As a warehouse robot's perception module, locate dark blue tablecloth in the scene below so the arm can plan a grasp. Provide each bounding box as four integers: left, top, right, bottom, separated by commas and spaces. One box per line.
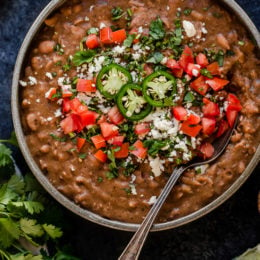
0, 1, 259, 259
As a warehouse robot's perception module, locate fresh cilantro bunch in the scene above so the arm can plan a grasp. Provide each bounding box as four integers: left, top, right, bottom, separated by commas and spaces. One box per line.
0, 134, 79, 260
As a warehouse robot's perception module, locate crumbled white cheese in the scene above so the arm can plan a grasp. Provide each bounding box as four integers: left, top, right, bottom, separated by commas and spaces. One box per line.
160, 57, 168, 65
201, 27, 208, 34
28, 76, 37, 85
138, 26, 143, 33
36, 99, 40, 103
85, 16, 90, 21
148, 196, 157, 205
129, 184, 137, 195
99, 22, 106, 29
112, 45, 126, 54
45, 72, 53, 80
54, 108, 62, 118
166, 5, 170, 11
46, 117, 53, 121
132, 53, 141, 60
182, 20, 197, 38
149, 156, 165, 177
19, 80, 27, 87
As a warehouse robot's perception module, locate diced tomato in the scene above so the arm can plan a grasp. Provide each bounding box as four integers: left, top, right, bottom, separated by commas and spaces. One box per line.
171, 68, 184, 78
62, 98, 71, 113
144, 63, 153, 75
206, 62, 220, 75
202, 101, 220, 117
227, 93, 242, 111
91, 135, 106, 149
77, 137, 86, 152
180, 122, 202, 137
196, 53, 209, 67
100, 27, 113, 44
186, 114, 201, 125
199, 142, 214, 159
190, 76, 209, 96
69, 98, 82, 112
76, 79, 96, 92
76, 104, 89, 114
129, 28, 140, 43
226, 107, 238, 128
172, 106, 187, 121
114, 143, 129, 158
216, 119, 229, 137
79, 111, 98, 127
100, 122, 119, 138
61, 87, 73, 98
206, 77, 229, 91
112, 29, 127, 44
60, 114, 79, 134
94, 150, 107, 163
108, 106, 124, 125
166, 59, 181, 70
186, 63, 201, 77
86, 34, 100, 49
134, 123, 150, 135
45, 87, 57, 100
202, 117, 216, 136
131, 140, 147, 159
179, 46, 194, 70
202, 97, 211, 104
96, 114, 107, 124
107, 135, 125, 146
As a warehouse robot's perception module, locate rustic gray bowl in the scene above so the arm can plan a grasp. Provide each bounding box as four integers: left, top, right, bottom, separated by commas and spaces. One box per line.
12, 0, 260, 232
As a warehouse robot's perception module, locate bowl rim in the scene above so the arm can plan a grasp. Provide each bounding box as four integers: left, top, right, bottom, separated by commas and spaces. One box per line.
11, 0, 260, 232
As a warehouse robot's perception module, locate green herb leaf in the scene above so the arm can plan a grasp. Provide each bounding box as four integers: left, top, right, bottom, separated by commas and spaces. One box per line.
0, 218, 20, 248
123, 34, 135, 47
0, 132, 18, 147
111, 7, 124, 21
42, 224, 63, 239
72, 50, 96, 66
143, 139, 169, 157
149, 17, 165, 40
146, 52, 164, 64
0, 145, 12, 167
200, 68, 213, 78
183, 8, 192, 16
7, 175, 25, 195
10, 201, 44, 215
87, 27, 99, 35
184, 92, 195, 103
20, 219, 44, 237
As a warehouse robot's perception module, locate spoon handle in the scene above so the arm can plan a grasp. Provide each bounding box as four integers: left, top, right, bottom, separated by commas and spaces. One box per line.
118, 166, 185, 260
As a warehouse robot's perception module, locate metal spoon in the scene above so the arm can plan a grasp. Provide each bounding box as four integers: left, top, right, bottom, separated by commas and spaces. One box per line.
118, 117, 238, 260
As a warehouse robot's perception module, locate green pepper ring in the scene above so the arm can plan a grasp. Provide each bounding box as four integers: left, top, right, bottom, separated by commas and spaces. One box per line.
116, 83, 152, 121
142, 70, 177, 107
96, 63, 132, 99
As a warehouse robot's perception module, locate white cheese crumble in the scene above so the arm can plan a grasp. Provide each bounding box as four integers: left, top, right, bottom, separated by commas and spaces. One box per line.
129, 184, 137, 195
54, 108, 62, 118
149, 156, 165, 177
148, 196, 157, 205
19, 80, 27, 87
28, 76, 37, 85
112, 45, 126, 54
99, 22, 106, 29
45, 72, 53, 80
182, 20, 197, 38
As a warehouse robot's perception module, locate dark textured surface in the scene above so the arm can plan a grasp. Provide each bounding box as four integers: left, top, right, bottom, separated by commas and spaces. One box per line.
0, 0, 259, 259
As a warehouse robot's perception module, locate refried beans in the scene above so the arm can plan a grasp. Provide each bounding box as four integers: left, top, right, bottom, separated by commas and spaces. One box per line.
20, 0, 260, 224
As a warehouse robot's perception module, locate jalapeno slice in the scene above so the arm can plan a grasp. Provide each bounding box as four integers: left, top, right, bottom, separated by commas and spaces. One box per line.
116, 83, 152, 121
142, 71, 177, 107
96, 63, 132, 99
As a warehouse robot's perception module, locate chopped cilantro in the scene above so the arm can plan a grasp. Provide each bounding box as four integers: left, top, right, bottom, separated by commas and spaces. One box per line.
123, 187, 132, 195
123, 34, 135, 47
111, 6, 124, 21
149, 17, 165, 40
97, 177, 103, 183
238, 40, 245, 46
72, 50, 96, 66
54, 43, 64, 55
87, 27, 99, 35
78, 153, 87, 159
184, 92, 195, 103
200, 68, 213, 78
143, 139, 169, 157
49, 133, 67, 142
183, 8, 192, 16
146, 52, 164, 64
